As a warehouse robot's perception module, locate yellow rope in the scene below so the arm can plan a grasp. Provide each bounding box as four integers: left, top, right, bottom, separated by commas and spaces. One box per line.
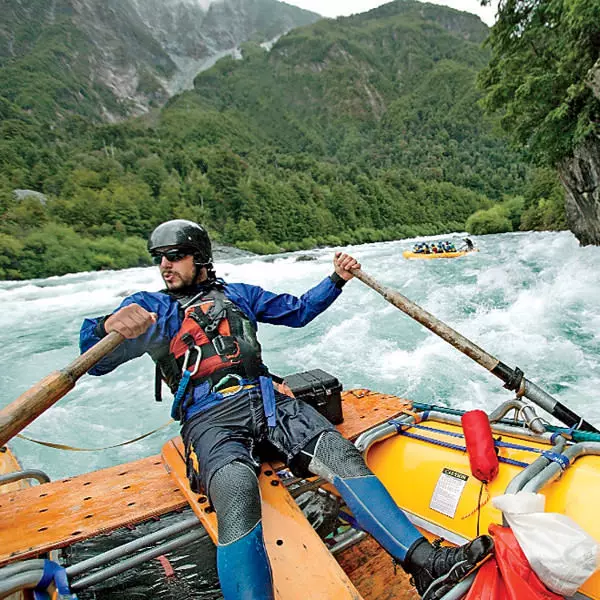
461, 482, 491, 520
16, 419, 175, 452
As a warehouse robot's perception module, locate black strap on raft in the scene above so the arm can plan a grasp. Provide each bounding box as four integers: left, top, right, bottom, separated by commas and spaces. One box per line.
503, 366, 524, 393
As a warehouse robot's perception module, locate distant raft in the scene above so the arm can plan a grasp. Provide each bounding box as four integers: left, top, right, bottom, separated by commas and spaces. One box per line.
402, 248, 479, 260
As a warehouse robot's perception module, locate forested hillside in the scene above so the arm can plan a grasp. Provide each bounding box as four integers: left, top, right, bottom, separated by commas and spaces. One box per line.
0, 0, 319, 122
0, 0, 564, 280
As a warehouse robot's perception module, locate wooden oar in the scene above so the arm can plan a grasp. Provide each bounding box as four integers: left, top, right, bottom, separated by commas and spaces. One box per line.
352, 268, 599, 433
0, 331, 124, 448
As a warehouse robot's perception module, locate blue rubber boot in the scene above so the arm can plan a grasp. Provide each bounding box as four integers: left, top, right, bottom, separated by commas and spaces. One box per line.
216, 522, 274, 600
334, 474, 422, 562
335, 475, 494, 600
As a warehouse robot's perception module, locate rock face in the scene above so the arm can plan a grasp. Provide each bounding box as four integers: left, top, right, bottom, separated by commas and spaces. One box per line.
559, 61, 600, 245
559, 136, 600, 245
1, 0, 320, 121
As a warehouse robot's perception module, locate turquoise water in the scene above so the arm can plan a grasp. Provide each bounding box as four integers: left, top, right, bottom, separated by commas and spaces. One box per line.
2, 230, 600, 480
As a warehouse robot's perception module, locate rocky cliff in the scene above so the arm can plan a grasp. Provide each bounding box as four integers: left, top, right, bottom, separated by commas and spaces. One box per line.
559, 61, 600, 245
0, 0, 320, 121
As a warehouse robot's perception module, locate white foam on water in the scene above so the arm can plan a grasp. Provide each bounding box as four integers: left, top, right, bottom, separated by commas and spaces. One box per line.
3, 231, 600, 478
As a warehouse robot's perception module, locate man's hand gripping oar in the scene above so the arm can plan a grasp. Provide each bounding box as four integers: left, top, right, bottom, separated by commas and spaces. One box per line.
351, 267, 599, 433
0, 305, 157, 448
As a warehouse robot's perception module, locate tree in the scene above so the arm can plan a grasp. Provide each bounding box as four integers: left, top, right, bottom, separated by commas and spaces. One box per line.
479, 0, 600, 165
466, 205, 512, 235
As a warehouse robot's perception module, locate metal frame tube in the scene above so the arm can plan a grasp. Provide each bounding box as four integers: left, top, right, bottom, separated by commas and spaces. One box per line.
66, 515, 201, 577
522, 442, 600, 493
505, 438, 567, 495
0, 559, 46, 578
440, 573, 476, 600
355, 411, 557, 457
0, 469, 50, 486
70, 529, 207, 591
0, 571, 43, 597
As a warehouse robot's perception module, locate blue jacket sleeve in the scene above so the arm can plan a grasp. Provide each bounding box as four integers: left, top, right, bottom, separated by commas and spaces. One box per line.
246, 276, 342, 327
79, 292, 175, 376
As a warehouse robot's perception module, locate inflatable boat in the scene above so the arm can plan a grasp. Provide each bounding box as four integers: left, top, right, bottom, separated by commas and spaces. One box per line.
1, 269, 598, 600
402, 249, 478, 260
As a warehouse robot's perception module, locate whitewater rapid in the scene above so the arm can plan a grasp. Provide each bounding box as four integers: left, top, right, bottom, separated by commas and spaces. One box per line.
1, 230, 599, 479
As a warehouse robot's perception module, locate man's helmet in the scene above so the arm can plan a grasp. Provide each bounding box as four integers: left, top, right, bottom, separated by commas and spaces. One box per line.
148, 219, 212, 265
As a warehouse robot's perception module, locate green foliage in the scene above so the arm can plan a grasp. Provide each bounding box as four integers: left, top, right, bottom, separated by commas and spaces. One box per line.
466, 206, 513, 235
0, 223, 151, 280
0, 1, 548, 279
520, 168, 567, 231
479, 0, 600, 165
236, 240, 282, 254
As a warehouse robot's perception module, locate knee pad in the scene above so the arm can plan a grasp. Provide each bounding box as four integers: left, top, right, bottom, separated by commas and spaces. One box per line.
305, 431, 372, 482
209, 461, 262, 545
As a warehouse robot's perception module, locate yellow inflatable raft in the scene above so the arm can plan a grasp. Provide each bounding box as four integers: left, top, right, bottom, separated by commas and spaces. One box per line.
403, 248, 478, 259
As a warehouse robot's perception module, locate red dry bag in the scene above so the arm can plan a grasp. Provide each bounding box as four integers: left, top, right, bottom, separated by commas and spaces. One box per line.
465, 524, 563, 600
461, 410, 499, 483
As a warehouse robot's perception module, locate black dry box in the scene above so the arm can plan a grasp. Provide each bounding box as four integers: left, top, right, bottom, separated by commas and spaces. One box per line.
283, 369, 343, 424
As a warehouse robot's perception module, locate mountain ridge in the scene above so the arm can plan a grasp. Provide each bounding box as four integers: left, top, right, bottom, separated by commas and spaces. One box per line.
0, 0, 563, 281
0, 0, 320, 122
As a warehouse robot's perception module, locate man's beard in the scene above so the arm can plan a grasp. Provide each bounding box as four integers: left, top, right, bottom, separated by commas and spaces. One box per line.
162, 271, 193, 289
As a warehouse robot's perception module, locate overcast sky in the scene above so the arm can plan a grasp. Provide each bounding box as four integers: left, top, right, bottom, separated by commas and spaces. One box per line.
286, 0, 496, 26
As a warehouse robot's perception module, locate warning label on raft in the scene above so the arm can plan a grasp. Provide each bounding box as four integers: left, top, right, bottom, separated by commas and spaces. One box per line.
429, 468, 469, 518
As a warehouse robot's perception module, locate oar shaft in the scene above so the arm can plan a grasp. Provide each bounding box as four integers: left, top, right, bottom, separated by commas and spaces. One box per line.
352, 269, 599, 433
0, 331, 124, 448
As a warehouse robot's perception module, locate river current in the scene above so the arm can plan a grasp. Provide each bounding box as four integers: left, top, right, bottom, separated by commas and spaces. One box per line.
1, 230, 599, 480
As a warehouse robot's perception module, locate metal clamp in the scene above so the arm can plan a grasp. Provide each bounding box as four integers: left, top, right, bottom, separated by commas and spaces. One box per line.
181, 345, 202, 377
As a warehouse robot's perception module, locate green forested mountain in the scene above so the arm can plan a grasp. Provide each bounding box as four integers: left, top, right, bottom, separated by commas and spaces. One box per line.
0, 0, 564, 280
0, 0, 319, 122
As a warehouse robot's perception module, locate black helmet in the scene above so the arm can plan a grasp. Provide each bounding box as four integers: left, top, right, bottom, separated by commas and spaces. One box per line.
148, 219, 212, 265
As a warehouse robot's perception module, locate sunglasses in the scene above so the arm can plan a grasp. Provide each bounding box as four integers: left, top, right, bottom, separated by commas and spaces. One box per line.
151, 248, 191, 265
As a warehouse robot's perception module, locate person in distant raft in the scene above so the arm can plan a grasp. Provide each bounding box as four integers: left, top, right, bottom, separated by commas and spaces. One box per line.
80, 220, 493, 600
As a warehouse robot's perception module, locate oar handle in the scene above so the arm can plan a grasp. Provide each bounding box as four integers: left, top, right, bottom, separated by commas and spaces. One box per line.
352, 268, 599, 433
0, 331, 124, 448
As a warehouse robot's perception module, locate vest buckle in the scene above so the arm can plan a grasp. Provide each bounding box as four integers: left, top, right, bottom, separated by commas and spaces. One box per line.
213, 335, 238, 358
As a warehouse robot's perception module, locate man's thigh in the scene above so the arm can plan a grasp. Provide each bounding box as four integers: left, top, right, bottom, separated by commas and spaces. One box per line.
181, 398, 260, 495
267, 393, 335, 470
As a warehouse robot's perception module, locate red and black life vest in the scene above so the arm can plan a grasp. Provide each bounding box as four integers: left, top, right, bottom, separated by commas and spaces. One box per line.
154, 288, 263, 400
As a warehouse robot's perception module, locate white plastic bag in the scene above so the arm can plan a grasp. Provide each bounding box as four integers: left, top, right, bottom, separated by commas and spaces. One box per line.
493, 492, 600, 596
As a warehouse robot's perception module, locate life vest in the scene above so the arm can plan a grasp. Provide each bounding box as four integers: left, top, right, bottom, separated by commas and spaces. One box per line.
154, 287, 263, 411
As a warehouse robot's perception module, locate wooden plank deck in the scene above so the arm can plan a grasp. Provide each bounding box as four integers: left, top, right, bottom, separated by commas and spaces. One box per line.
0, 454, 188, 565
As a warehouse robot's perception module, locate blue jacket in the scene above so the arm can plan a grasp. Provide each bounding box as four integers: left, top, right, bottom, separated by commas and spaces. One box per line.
80, 276, 342, 419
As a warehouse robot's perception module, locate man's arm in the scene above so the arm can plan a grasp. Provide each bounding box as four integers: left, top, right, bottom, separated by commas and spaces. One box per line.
79, 294, 160, 375
246, 252, 361, 327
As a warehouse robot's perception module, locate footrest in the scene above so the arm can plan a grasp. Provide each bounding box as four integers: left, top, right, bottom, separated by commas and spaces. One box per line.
161, 437, 363, 600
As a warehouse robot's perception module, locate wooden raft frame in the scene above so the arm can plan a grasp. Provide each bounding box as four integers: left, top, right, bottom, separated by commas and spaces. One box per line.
0, 390, 409, 566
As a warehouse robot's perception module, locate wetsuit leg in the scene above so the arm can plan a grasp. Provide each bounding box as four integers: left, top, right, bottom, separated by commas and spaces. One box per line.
209, 461, 274, 600
302, 430, 422, 561
303, 431, 493, 600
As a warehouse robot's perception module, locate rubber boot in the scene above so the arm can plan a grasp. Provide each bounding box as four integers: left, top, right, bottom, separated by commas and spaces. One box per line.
334, 474, 422, 561
403, 536, 494, 600
216, 522, 274, 600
